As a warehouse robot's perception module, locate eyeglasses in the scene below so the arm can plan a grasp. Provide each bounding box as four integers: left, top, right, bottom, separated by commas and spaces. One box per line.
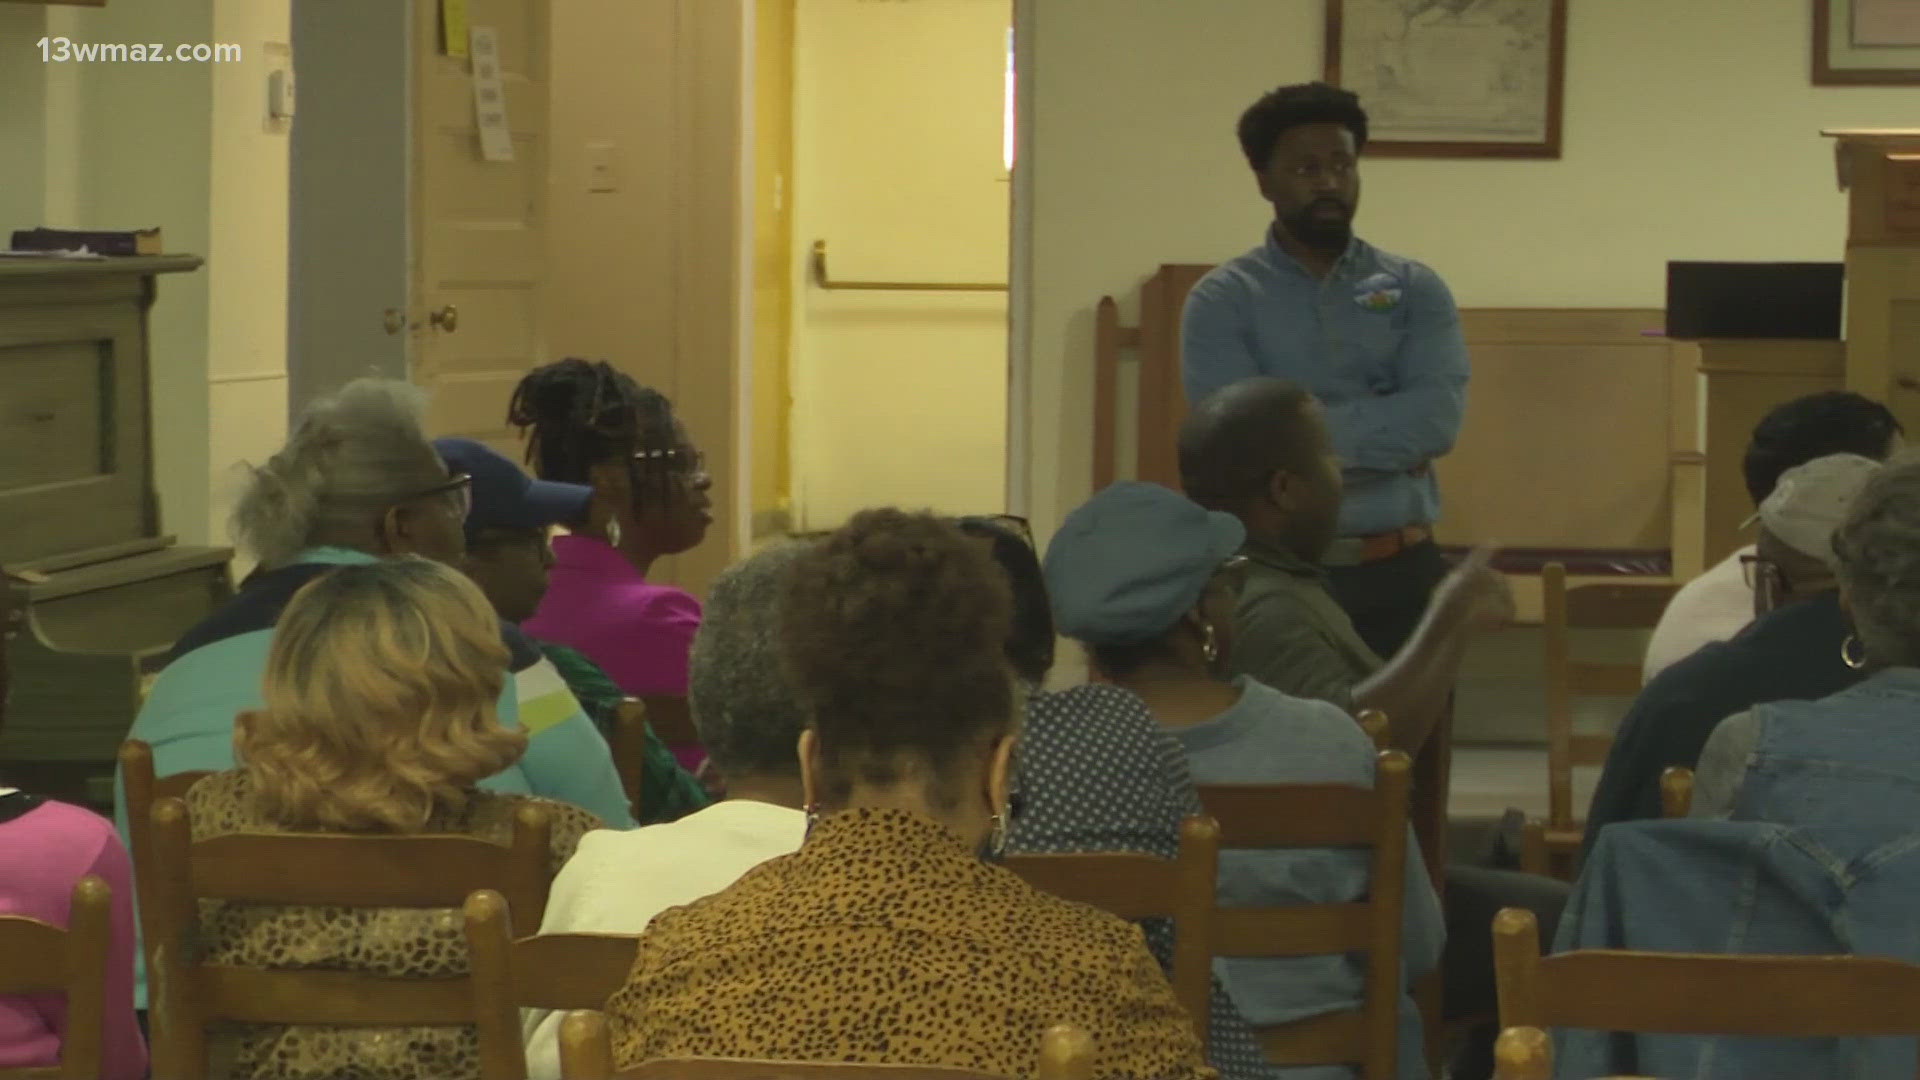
1739, 552, 1791, 612
401, 472, 473, 521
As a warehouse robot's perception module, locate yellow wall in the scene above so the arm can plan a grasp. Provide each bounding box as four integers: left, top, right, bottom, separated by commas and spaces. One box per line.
789, 0, 1011, 528
751, 0, 795, 535
547, 0, 746, 595
8, 0, 290, 553
1017, 0, 1920, 547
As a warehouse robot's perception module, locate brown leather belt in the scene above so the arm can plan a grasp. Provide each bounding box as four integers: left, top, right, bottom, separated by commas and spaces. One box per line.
1322, 525, 1431, 567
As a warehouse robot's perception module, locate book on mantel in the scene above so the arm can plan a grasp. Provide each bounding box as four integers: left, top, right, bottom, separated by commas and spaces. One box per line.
9, 227, 163, 257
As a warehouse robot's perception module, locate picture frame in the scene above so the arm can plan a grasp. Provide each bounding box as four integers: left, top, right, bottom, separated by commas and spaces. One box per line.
1813, 0, 1920, 86
1324, 0, 1567, 159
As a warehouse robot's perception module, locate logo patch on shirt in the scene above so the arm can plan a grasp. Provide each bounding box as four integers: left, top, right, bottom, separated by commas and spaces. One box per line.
1354, 272, 1402, 313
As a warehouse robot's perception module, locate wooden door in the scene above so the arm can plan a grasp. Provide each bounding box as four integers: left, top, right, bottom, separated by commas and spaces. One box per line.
411, 0, 550, 456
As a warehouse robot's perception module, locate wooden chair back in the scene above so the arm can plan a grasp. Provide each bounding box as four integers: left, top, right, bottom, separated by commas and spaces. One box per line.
464, 888, 643, 1080
1527, 564, 1679, 878
1659, 766, 1694, 819
1355, 708, 1389, 750
1194, 749, 1413, 1079
1494, 907, 1920, 1048
0, 875, 112, 1080
1002, 815, 1219, 1043
610, 699, 650, 820
118, 738, 212, 981
637, 695, 700, 747
1491, 1026, 1550, 1080
556, 1010, 1093, 1080
144, 795, 553, 1077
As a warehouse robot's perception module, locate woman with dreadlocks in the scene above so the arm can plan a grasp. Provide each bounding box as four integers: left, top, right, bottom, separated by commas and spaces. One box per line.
514, 360, 716, 743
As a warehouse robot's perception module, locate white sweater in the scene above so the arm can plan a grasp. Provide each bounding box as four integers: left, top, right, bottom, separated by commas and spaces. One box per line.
522, 800, 808, 1080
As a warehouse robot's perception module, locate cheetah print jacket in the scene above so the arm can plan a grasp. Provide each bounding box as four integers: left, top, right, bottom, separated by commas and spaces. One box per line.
607, 806, 1217, 1080
182, 771, 601, 1080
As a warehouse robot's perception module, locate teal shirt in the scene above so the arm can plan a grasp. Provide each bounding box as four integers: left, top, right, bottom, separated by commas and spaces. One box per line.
536, 640, 710, 825
118, 547, 636, 1006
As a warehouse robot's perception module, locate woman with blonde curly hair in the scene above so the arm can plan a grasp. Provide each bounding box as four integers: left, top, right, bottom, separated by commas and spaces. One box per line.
604, 508, 1213, 1080
182, 557, 602, 1080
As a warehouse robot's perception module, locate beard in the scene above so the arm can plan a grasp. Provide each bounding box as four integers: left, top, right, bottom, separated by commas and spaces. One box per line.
1282, 199, 1353, 251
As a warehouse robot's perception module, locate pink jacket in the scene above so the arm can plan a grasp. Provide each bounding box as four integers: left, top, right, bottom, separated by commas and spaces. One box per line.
0, 796, 147, 1080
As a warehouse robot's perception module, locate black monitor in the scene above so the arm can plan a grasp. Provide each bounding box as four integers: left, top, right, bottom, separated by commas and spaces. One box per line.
1665, 261, 1844, 340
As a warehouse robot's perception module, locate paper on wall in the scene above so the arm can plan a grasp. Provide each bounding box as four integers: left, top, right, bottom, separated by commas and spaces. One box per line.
470, 26, 513, 163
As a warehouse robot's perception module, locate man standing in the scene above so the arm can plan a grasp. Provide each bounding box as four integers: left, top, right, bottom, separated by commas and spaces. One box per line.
1182, 82, 1468, 657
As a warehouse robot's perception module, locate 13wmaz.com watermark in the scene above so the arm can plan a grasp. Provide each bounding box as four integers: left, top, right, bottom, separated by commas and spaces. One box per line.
37, 38, 242, 63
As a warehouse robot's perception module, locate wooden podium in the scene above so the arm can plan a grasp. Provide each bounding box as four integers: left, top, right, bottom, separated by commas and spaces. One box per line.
1828, 129, 1920, 432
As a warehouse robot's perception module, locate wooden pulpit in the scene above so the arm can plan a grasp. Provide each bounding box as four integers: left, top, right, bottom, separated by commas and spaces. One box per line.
1827, 128, 1920, 432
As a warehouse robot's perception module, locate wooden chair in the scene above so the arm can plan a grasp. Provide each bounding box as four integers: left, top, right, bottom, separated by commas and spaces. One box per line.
1196, 749, 1413, 1079
1002, 815, 1219, 1043
463, 888, 643, 1080
144, 795, 554, 1077
555, 1010, 1094, 1080
1494, 907, 1920, 1056
118, 738, 212, 982
1356, 708, 1389, 751
0, 875, 112, 1080
1659, 766, 1693, 819
1492, 1025, 1551, 1080
1523, 564, 1679, 880
610, 700, 650, 820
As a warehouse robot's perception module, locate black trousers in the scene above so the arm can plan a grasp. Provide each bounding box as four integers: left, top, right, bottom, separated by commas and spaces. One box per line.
1324, 538, 1451, 659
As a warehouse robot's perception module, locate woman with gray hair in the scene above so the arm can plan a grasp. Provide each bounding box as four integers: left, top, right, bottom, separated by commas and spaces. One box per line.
121, 377, 633, 844
520, 541, 812, 1080
1690, 452, 1920, 823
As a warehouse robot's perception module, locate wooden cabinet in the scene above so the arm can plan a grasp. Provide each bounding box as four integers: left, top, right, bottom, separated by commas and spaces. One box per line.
1, 256, 231, 808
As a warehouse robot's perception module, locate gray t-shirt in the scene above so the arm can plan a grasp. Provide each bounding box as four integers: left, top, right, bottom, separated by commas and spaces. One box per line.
1167, 677, 1445, 1080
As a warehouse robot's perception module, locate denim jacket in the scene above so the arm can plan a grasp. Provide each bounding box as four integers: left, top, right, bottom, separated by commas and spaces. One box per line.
1560, 819, 1920, 1078
1732, 667, 1920, 828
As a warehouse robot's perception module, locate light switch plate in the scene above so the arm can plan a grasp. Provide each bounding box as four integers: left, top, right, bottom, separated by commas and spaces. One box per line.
586, 141, 618, 193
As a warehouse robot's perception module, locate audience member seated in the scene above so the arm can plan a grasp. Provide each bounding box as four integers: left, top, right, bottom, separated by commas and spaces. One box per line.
0, 593, 146, 1080
1043, 481, 1444, 1080
1585, 453, 1881, 843
521, 541, 812, 1080
183, 557, 600, 1080
961, 516, 1280, 1080
1691, 453, 1920, 822
1643, 392, 1903, 683
513, 359, 715, 771
123, 378, 632, 837
440, 436, 706, 825
1177, 377, 1511, 757
604, 509, 1213, 1080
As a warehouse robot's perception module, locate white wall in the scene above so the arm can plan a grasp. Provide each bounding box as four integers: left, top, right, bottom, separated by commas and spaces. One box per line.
1016, 0, 1920, 544
13, 0, 291, 550
790, 0, 1011, 527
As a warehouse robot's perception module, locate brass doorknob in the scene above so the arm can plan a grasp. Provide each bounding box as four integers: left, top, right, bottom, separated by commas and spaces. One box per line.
382, 308, 406, 335
429, 305, 459, 332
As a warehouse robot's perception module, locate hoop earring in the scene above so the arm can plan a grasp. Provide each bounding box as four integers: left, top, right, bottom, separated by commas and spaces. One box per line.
988, 810, 1008, 859
1842, 634, 1868, 671
803, 802, 821, 837
1201, 622, 1220, 665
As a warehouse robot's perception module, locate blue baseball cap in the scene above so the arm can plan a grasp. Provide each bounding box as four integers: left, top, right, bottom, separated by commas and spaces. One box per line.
1042, 481, 1247, 646
433, 437, 592, 538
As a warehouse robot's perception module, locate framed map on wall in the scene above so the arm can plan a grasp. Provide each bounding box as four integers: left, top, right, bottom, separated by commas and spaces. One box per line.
1814, 0, 1920, 85
1324, 0, 1567, 159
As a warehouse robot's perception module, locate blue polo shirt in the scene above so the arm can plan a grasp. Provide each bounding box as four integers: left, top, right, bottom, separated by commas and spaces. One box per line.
1180, 231, 1469, 537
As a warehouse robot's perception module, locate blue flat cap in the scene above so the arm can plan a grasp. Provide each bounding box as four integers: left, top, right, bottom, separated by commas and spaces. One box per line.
1042, 482, 1246, 646
433, 437, 592, 539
